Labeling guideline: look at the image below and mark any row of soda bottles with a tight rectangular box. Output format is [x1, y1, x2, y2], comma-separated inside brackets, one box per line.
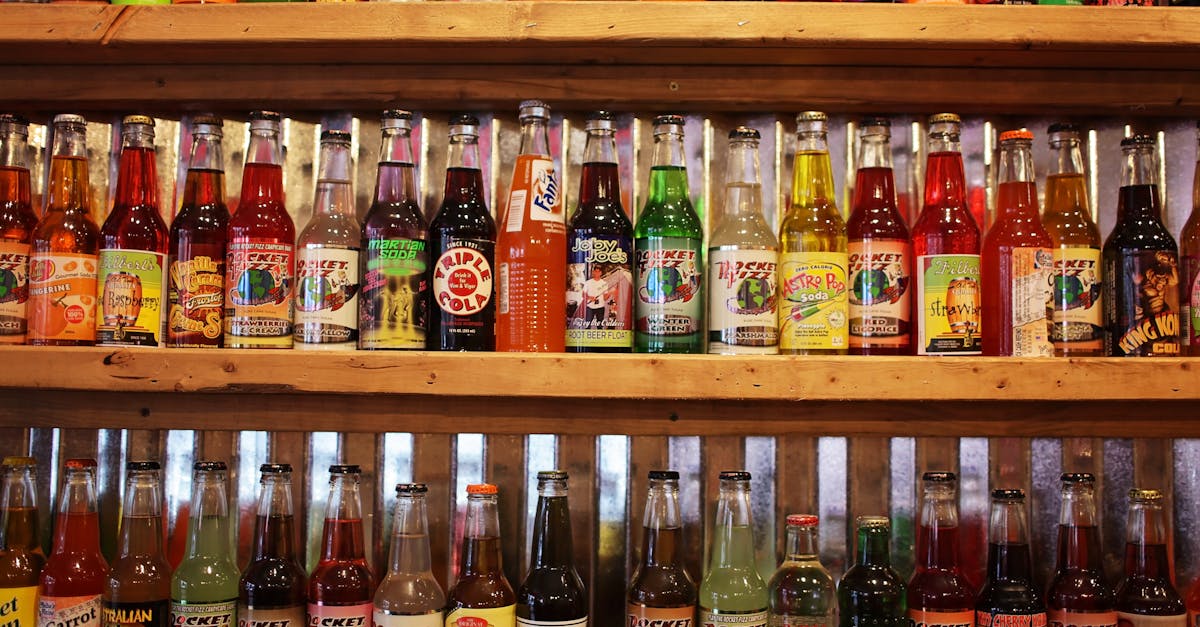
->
[1, 104, 1196, 357]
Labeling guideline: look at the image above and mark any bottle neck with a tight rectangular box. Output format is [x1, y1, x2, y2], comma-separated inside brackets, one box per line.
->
[1125, 500, 1170, 579]
[184, 131, 226, 207]
[376, 127, 418, 205]
[1057, 484, 1102, 572]
[784, 524, 819, 561]
[52, 470, 101, 555]
[0, 125, 29, 170]
[321, 474, 365, 561]
[1122, 145, 1160, 188]
[917, 485, 960, 569]
[252, 474, 297, 560]
[648, 132, 689, 201]
[314, 141, 354, 218]
[118, 471, 164, 558]
[530, 482, 574, 569]
[709, 481, 754, 570]
[722, 139, 762, 219]
[579, 129, 621, 207]
[1045, 136, 1090, 220]
[923, 148, 968, 211]
[46, 125, 91, 213]
[460, 494, 503, 576]
[998, 141, 1036, 185]
[792, 132, 836, 208]
[519, 118, 551, 157]
[240, 129, 284, 204]
[857, 129, 893, 170]
[185, 472, 231, 560]
[643, 481, 682, 566]
[444, 133, 484, 203]
[856, 526, 891, 567]
[188, 130, 224, 173]
[388, 494, 432, 575]
[989, 499, 1030, 545]
[246, 127, 283, 167]
[0, 468, 37, 551]
[114, 135, 160, 209]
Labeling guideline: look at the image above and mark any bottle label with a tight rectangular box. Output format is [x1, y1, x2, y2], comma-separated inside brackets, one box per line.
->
[975, 611, 1047, 627]
[778, 251, 849, 350]
[1047, 609, 1116, 627]
[634, 237, 703, 339]
[27, 252, 97, 343]
[1009, 247, 1053, 357]
[444, 605, 515, 627]
[700, 608, 767, 627]
[237, 605, 305, 627]
[307, 603, 372, 627]
[433, 241, 494, 318]
[916, 254, 982, 355]
[373, 610, 441, 627]
[0, 241, 31, 343]
[1186, 254, 1200, 348]
[0, 585, 38, 627]
[102, 600, 169, 627]
[515, 618, 586, 627]
[1115, 613, 1185, 627]
[767, 616, 831, 627]
[1049, 247, 1103, 351]
[848, 240, 911, 349]
[225, 239, 294, 348]
[294, 246, 360, 347]
[167, 247, 225, 347]
[96, 249, 167, 346]
[707, 247, 778, 353]
[359, 238, 428, 350]
[626, 605, 694, 627]
[1111, 250, 1180, 356]
[910, 610, 974, 627]
[566, 234, 633, 349]
[170, 600, 236, 627]
[39, 595, 101, 627]
[504, 156, 564, 232]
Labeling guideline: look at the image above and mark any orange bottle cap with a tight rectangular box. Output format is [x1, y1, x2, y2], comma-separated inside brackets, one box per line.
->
[999, 129, 1034, 142]
[466, 483, 498, 495]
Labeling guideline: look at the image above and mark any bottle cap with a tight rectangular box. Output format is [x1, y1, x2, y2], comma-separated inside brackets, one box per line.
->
[856, 515, 890, 529]
[1129, 488, 1163, 501]
[467, 483, 498, 495]
[796, 111, 828, 123]
[648, 470, 679, 481]
[519, 100, 550, 121]
[786, 514, 819, 527]
[52, 114, 87, 127]
[718, 470, 751, 481]
[450, 114, 480, 127]
[0, 114, 30, 127]
[991, 488, 1025, 500]
[396, 483, 428, 494]
[1061, 472, 1095, 484]
[192, 113, 223, 127]
[922, 471, 956, 482]
[928, 113, 961, 125]
[859, 116, 891, 128]
[320, 129, 352, 143]
[537, 470, 569, 481]
[381, 109, 413, 131]
[653, 114, 685, 127]
[1047, 122, 1078, 135]
[249, 110, 282, 123]
[127, 460, 161, 471]
[122, 114, 155, 128]
[260, 463, 293, 473]
[1121, 134, 1156, 148]
[728, 126, 760, 141]
[193, 460, 227, 472]
[1, 456, 35, 467]
[329, 464, 361, 475]
[999, 129, 1034, 143]
[65, 458, 97, 470]
[585, 111, 616, 133]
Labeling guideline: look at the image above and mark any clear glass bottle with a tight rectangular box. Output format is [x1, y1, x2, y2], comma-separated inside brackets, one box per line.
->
[0, 456, 44, 627]
[171, 461, 239, 627]
[700, 471, 767, 627]
[239, 464, 306, 627]
[375, 483, 445, 627]
[975, 490, 1045, 627]
[104, 461, 171, 627]
[517, 471, 587, 626]
[445, 484, 515, 627]
[767, 514, 835, 627]
[1046, 473, 1115, 627]
[0, 114, 37, 345]
[907, 472, 973, 627]
[838, 516, 906, 627]
[308, 465, 374, 622]
[1115, 489, 1185, 626]
[627, 470, 697, 625]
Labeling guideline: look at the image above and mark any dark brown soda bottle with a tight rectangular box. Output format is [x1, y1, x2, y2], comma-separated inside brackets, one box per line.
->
[445, 484, 515, 627]
[0, 115, 38, 345]
[39, 458, 108, 627]
[627, 470, 696, 627]
[1046, 474, 1115, 627]
[907, 472, 974, 627]
[168, 114, 229, 348]
[0, 456, 45, 627]
[974, 490, 1045, 627]
[308, 465, 374, 627]
[103, 461, 171, 627]
[517, 471, 587, 627]
[239, 464, 307, 627]
[1115, 489, 1185, 627]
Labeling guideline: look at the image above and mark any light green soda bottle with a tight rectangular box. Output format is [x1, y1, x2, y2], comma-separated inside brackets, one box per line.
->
[700, 471, 769, 627]
[171, 461, 240, 627]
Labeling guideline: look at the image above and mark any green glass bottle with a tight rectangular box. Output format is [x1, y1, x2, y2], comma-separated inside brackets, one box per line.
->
[171, 461, 239, 627]
[700, 471, 768, 627]
[837, 516, 906, 627]
[634, 115, 704, 353]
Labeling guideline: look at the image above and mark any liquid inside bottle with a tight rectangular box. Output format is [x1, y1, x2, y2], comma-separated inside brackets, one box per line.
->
[0, 456, 44, 627]
[1183, 121, 1200, 354]
[974, 490, 1046, 627]
[39, 458, 108, 627]
[0, 115, 37, 345]
[239, 464, 306, 627]
[627, 471, 696, 626]
[1046, 474, 1115, 627]
[445, 484, 515, 627]
[1115, 489, 1184, 626]
[171, 462, 238, 627]
[309, 466, 374, 626]
[517, 471, 587, 627]
[907, 472, 974, 627]
[104, 461, 171, 627]
[700, 471, 767, 627]
[374, 483, 445, 627]
[837, 516, 906, 627]
[768, 514, 835, 627]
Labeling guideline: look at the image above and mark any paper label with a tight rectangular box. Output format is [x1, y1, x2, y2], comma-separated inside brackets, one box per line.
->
[295, 246, 360, 347]
[909, 610, 973, 627]
[96, 249, 167, 346]
[566, 234, 633, 349]
[916, 254, 981, 355]
[504, 155, 564, 229]
[444, 605, 515, 627]
[1110, 250, 1180, 356]
[1186, 254, 1200, 348]
[975, 611, 1047, 627]
[433, 242, 494, 317]
[700, 608, 767, 627]
[27, 252, 97, 343]
[237, 606, 304, 627]
[101, 600, 169, 627]
[0, 241, 31, 343]
[1049, 247, 1103, 351]
[1047, 609, 1116, 627]
[170, 599, 236, 627]
[767, 615, 832, 627]
[225, 239, 294, 348]
[626, 605, 694, 627]
[515, 618, 586, 627]
[848, 240, 911, 349]
[167, 248, 225, 347]
[0, 585, 38, 627]
[1116, 613, 1185, 627]
[634, 237, 703, 338]
[359, 238, 427, 350]
[778, 251, 849, 351]
[373, 611, 441, 627]
[307, 603, 372, 627]
[707, 247, 778, 353]
[38, 595, 101, 627]
[1009, 247, 1053, 356]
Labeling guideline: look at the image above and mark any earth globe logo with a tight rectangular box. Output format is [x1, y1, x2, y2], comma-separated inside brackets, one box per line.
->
[642, 266, 685, 304]
[234, 268, 279, 306]
[730, 276, 774, 314]
[298, 275, 329, 312]
[1052, 274, 1095, 310]
[0, 268, 20, 304]
[851, 267, 892, 306]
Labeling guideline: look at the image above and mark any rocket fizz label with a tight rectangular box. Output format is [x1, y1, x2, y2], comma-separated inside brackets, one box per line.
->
[626, 605, 694, 627]
[374, 610, 442, 627]
[294, 246, 361, 347]
[170, 600, 235, 627]
[167, 246, 225, 347]
[768, 617, 833, 627]
[634, 237, 703, 340]
[101, 600, 169, 627]
[909, 610, 974, 627]
[359, 238, 427, 350]
[0, 241, 31, 343]
[1009, 247, 1053, 357]
[847, 240, 910, 349]
[916, 254, 981, 356]
[700, 607, 767, 627]
[778, 251, 849, 351]
[95, 249, 167, 347]
[1047, 610, 1116, 627]
[236, 606, 304, 627]
[1049, 247, 1103, 352]
[39, 595, 101, 627]
[1115, 613, 1185, 627]
[1110, 250, 1180, 357]
[975, 611, 1047, 627]
[225, 239, 294, 348]
[443, 606, 515, 627]
[567, 234, 633, 349]
[27, 252, 97, 344]
[707, 247, 778, 353]
[306, 603, 373, 627]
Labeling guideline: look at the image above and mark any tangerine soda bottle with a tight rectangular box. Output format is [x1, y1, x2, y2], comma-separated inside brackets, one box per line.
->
[38, 459, 108, 627]
[0, 114, 38, 345]
[0, 457, 45, 627]
[1046, 474, 1115, 627]
[907, 472, 975, 627]
[308, 465, 374, 627]
[103, 461, 171, 627]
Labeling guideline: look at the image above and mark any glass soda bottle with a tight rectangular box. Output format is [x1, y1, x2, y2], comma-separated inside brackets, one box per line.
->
[359, 110, 428, 351]
[1180, 121, 1200, 355]
[427, 115, 496, 351]
[0, 114, 37, 345]
[28, 114, 100, 346]
[633, 115, 704, 354]
[565, 111, 634, 353]
[170, 462, 238, 627]
[627, 470, 696, 627]
[374, 484, 445, 627]
[103, 461, 171, 627]
[496, 100, 567, 353]
[38, 458, 108, 627]
[1046, 473, 1115, 627]
[0, 456, 45, 627]
[907, 472, 974, 627]
[981, 129, 1053, 357]
[239, 464, 307, 627]
[1042, 123, 1104, 356]
[1115, 489, 1185, 627]
[767, 514, 835, 627]
[309, 466, 374, 627]
[445, 484, 515, 627]
[838, 516, 906, 627]
[96, 115, 170, 347]
[700, 471, 768, 627]
[778, 111, 849, 355]
[516, 471, 587, 627]
[225, 111, 295, 349]
[912, 113, 982, 356]
[847, 117, 912, 355]
[975, 490, 1046, 627]
[707, 128, 780, 355]
[168, 115, 230, 348]
[295, 131, 362, 350]
[1103, 134, 1180, 357]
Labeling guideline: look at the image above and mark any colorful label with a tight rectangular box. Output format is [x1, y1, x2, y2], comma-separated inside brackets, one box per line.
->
[975, 612, 1047, 627]
[96, 249, 167, 346]
[910, 610, 974, 627]
[767, 615, 832, 627]
[916, 254, 982, 355]
[307, 603, 372, 627]
[102, 600, 169, 627]
[295, 246, 360, 347]
[27, 252, 97, 344]
[359, 238, 427, 350]
[170, 600, 235, 627]
[1116, 613, 1185, 627]
[707, 247, 778, 353]
[503, 156, 564, 232]
[237, 605, 304, 627]
[0, 241, 31, 343]
[567, 234, 633, 349]
[0, 585, 38, 627]
[1049, 247, 1103, 351]
[848, 240, 911, 349]
[1112, 250, 1180, 356]
[778, 251, 849, 351]
[1185, 254, 1200, 349]
[626, 605, 694, 627]
[700, 608, 767, 627]
[1047, 609, 1116, 627]
[634, 237, 703, 339]
[225, 239, 294, 348]
[373, 611, 441, 627]
[433, 242, 494, 317]
[1010, 247, 1054, 357]
[167, 247, 225, 347]
[515, 618, 586, 627]
[39, 595, 101, 627]
[444, 605, 515, 627]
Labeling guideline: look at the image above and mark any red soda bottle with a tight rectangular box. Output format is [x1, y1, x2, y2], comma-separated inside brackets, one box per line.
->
[907, 472, 974, 627]
[38, 458, 108, 627]
[0, 114, 37, 345]
[308, 465, 374, 627]
[1115, 490, 1184, 627]
[1046, 474, 1115, 627]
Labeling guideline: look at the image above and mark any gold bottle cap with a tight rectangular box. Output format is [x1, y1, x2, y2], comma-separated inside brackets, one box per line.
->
[1129, 488, 1163, 501]
[928, 113, 961, 125]
[796, 111, 828, 123]
[856, 515, 890, 529]
[1, 456, 35, 467]
[122, 114, 155, 127]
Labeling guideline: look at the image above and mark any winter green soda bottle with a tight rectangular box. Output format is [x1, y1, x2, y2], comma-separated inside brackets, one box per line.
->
[171, 461, 239, 627]
[701, 471, 768, 627]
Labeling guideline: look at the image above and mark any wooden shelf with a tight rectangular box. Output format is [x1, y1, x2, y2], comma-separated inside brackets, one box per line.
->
[3, 3, 1200, 113]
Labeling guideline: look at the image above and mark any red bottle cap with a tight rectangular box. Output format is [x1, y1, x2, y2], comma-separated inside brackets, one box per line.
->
[786, 514, 819, 527]
[65, 458, 97, 469]
[467, 483, 498, 495]
[998, 129, 1034, 142]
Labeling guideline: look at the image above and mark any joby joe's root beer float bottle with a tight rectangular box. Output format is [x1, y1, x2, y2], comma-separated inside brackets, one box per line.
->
[907, 472, 974, 627]
[1046, 474, 1116, 627]
[103, 462, 171, 627]
[767, 515, 835, 627]
[374, 484, 445, 627]
[516, 471, 587, 627]
[0, 457, 45, 627]
[38, 459, 108, 627]
[1115, 489, 1185, 627]
[445, 484, 515, 627]
[626, 470, 696, 627]
[699, 471, 768, 627]
[170, 462, 239, 627]
[0, 115, 38, 345]
[974, 490, 1046, 627]
[238, 464, 307, 627]
[838, 516, 906, 627]
[308, 466, 374, 627]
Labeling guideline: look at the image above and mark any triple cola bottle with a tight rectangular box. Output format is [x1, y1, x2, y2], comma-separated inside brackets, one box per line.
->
[1046, 474, 1115, 627]
[627, 471, 696, 627]
[767, 514, 835, 627]
[239, 464, 307, 627]
[309, 466, 374, 627]
[374, 484, 445, 627]
[975, 490, 1045, 627]
[0, 457, 44, 627]
[1115, 490, 1185, 627]
[445, 484, 515, 627]
[908, 472, 974, 627]
[103, 462, 171, 627]
[171, 462, 239, 627]
[838, 516, 906, 627]
[0, 115, 37, 345]
[39, 459, 108, 627]
[517, 471, 587, 627]
[700, 471, 767, 627]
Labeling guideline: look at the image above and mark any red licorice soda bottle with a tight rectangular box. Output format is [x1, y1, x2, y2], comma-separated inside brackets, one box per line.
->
[1046, 473, 1116, 627]
[308, 465, 374, 627]
[37, 458, 109, 627]
[908, 472, 975, 627]
[0, 114, 37, 345]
